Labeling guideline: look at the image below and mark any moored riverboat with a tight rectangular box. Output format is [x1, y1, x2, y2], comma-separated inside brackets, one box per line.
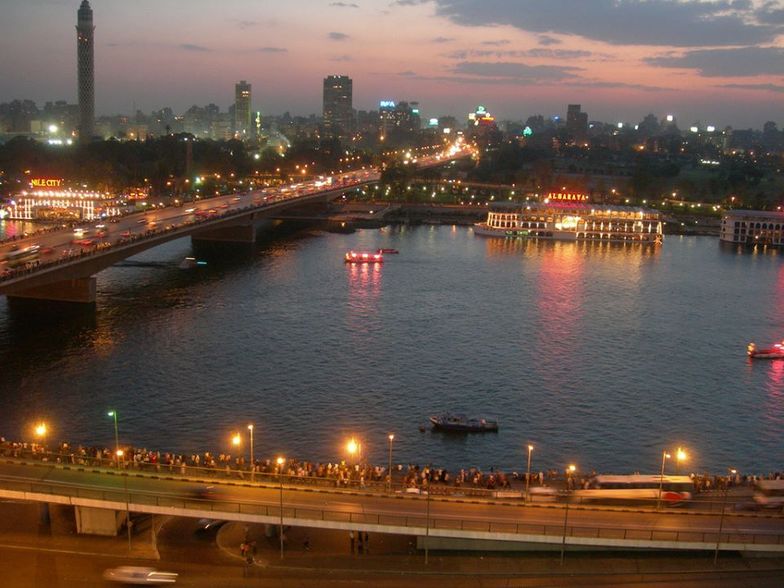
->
[474, 197, 663, 245]
[747, 341, 784, 359]
[429, 413, 498, 432]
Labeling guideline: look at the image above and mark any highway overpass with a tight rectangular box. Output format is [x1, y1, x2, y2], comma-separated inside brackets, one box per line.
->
[1, 458, 782, 555]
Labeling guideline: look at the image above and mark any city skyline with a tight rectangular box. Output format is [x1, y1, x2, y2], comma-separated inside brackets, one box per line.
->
[1, 1, 784, 127]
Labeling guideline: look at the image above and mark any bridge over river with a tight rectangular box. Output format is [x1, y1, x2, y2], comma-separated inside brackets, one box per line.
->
[0, 148, 469, 303]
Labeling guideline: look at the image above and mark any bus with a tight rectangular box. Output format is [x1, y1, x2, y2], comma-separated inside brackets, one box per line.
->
[573, 474, 694, 505]
[753, 480, 784, 509]
[5, 245, 40, 268]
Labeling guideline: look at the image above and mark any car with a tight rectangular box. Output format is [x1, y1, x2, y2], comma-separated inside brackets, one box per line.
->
[195, 518, 227, 532]
[102, 566, 178, 585]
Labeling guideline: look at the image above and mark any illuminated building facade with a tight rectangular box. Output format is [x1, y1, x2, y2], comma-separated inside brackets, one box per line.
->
[323, 75, 353, 140]
[76, 0, 95, 141]
[234, 80, 252, 138]
[8, 180, 127, 221]
[720, 210, 784, 246]
[475, 199, 663, 244]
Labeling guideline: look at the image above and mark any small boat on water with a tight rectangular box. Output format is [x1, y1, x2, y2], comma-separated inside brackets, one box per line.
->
[345, 251, 383, 263]
[747, 341, 784, 359]
[377, 248, 399, 254]
[429, 413, 499, 433]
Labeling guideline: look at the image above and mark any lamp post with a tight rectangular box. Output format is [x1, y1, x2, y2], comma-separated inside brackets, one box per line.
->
[561, 464, 576, 565]
[714, 468, 737, 565]
[525, 444, 534, 502]
[387, 434, 394, 493]
[676, 447, 687, 474]
[247, 424, 254, 482]
[657, 450, 671, 509]
[107, 411, 120, 466]
[34, 422, 48, 456]
[424, 477, 431, 566]
[277, 456, 285, 559]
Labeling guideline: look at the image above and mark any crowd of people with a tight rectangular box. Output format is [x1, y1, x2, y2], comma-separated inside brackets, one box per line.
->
[1, 437, 780, 497]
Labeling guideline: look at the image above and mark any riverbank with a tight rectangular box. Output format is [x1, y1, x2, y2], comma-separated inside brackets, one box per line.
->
[331, 201, 723, 236]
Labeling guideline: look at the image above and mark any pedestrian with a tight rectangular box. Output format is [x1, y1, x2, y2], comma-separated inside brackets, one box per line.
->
[349, 530, 355, 553]
[357, 531, 364, 554]
[363, 531, 369, 554]
[303, 536, 311, 551]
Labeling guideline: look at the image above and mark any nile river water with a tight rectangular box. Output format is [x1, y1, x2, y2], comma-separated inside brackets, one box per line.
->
[1, 221, 782, 476]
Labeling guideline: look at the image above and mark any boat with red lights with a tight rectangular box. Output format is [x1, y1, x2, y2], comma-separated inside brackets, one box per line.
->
[344, 251, 383, 264]
[747, 342, 784, 359]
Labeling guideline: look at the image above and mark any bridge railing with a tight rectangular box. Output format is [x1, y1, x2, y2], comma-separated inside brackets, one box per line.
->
[0, 449, 773, 515]
[0, 473, 782, 548]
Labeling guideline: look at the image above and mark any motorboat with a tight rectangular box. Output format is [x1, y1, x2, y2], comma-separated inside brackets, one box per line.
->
[345, 251, 383, 263]
[429, 413, 499, 433]
[377, 248, 399, 254]
[747, 342, 784, 359]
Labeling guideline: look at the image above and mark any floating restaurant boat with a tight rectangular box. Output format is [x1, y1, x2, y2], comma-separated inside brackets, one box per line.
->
[429, 413, 499, 433]
[747, 342, 784, 359]
[345, 251, 383, 263]
[474, 193, 663, 244]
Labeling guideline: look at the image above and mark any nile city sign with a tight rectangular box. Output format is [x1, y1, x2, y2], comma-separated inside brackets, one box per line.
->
[31, 178, 63, 188]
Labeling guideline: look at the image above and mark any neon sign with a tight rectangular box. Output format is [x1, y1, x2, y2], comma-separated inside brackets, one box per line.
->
[379, 100, 396, 109]
[548, 192, 588, 202]
[31, 178, 63, 188]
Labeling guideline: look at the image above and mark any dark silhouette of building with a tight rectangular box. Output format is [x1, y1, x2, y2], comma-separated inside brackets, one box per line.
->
[234, 80, 251, 139]
[566, 104, 588, 144]
[323, 75, 353, 140]
[76, 0, 95, 141]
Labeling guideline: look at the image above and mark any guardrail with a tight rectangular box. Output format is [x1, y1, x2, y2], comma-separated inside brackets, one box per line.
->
[0, 473, 782, 549]
[0, 451, 778, 517]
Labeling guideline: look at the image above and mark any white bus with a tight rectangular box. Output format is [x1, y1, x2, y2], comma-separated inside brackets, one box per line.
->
[753, 480, 784, 509]
[573, 474, 694, 505]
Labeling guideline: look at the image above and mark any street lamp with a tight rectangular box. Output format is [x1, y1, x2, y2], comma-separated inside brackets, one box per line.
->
[676, 447, 687, 474]
[231, 432, 241, 448]
[107, 411, 120, 466]
[525, 444, 534, 502]
[387, 434, 394, 493]
[561, 464, 576, 565]
[658, 450, 671, 509]
[277, 456, 285, 559]
[346, 437, 362, 463]
[247, 425, 255, 482]
[34, 422, 48, 455]
[714, 468, 737, 565]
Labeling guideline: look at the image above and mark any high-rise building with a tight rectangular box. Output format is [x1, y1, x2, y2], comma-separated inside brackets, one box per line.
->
[323, 75, 353, 140]
[234, 80, 252, 138]
[566, 104, 588, 144]
[76, 0, 95, 141]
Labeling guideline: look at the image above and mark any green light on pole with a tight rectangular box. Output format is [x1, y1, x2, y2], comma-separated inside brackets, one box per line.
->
[107, 410, 120, 464]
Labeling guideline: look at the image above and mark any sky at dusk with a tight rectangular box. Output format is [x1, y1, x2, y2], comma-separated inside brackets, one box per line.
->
[2, 0, 784, 128]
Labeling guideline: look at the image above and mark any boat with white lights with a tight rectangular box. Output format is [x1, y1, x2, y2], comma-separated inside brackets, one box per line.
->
[344, 251, 383, 264]
[429, 413, 498, 433]
[747, 341, 784, 359]
[474, 193, 663, 244]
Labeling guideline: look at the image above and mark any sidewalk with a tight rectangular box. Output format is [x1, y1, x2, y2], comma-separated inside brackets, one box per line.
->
[215, 521, 784, 579]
